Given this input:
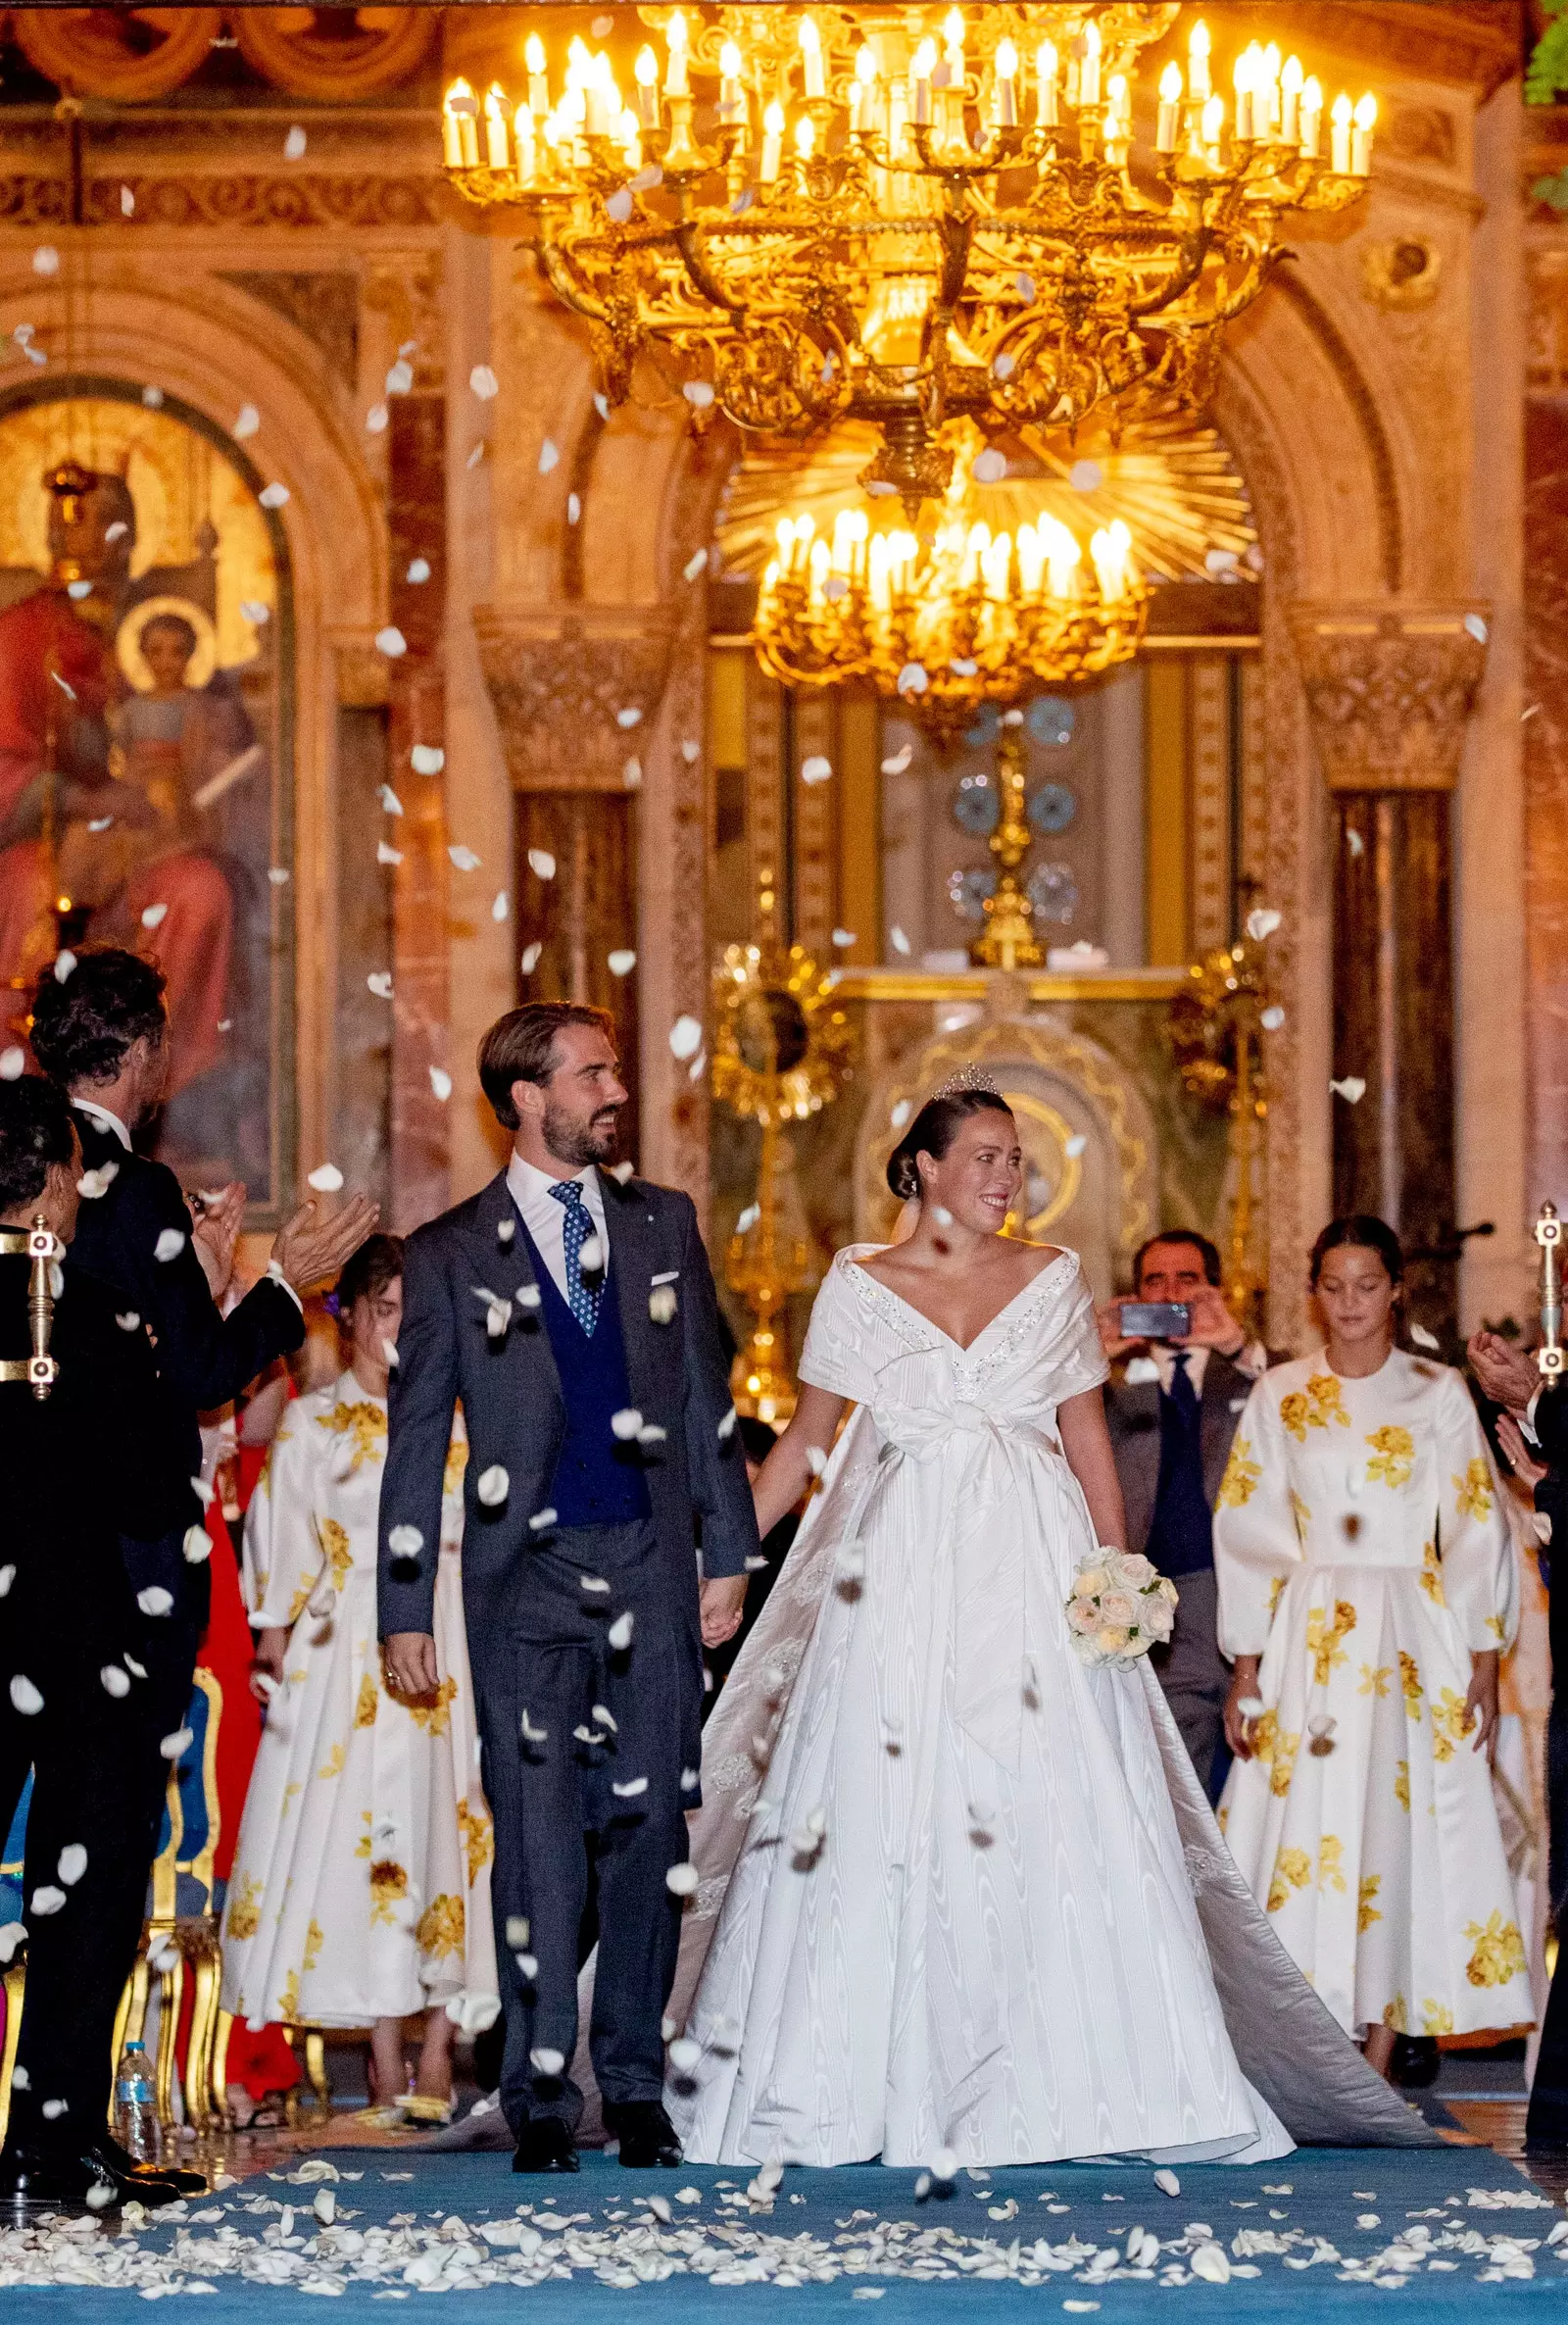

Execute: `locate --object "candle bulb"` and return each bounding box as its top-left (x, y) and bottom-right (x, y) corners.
top-left (1036, 39), bottom-right (1058, 126)
top-left (484, 83), bottom-right (510, 167)
top-left (1281, 55), bottom-right (1302, 147)
top-left (854, 44), bottom-right (879, 133)
top-left (760, 98), bottom-right (784, 182)
top-left (1200, 92), bottom-right (1223, 163)
top-left (1156, 61), bottom-right (1182, 154)
top-left (514, 102), bottom-right (535, 183)
top-left (1188, 19), bottom-right (1211, 103)
top-left (1299, 74), bottom-right (1322, 156)
top-left (1079, 17), bottom-right (1101, 110)
top-left (910, 36), bottom-right (935, 126)
top-left (1351, 91), bottom-right (1376, 176)
top-left (719, 37), bottom-right (744, 123)
top-left (944, 6), bottom-right (965, 85)
top-left (633, 46), bottom-right (660, 130)
top-left (994, 36), bottom-right (1017, 128)
top-left (664, 9), bottom-right (689, 98)
top-left (524, 34), bottom-right (549, 117)
top-left (1330, 91), bottom-right (1351, 174)
top-left (1259, 42), bottom-right (1281, 137)
top-left (799, 14), bottom-right (824, 102)
top-left (1104, 72), bottom-right (1130, 151)
top-left (1233, 50), bottom-right (1253, 146)
top-left (442, 83), bottom-right (466, 169)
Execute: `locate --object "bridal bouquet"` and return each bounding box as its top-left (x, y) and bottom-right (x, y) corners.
top-left (1064, 1550), bottom-right (1178, 1667)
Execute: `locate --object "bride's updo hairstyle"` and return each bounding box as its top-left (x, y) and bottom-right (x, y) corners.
top-left (886, 1086), bottom-right (1015, 1203)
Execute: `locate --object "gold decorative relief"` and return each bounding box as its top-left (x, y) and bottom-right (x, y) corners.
top-left (1360, 237), bottom-right (1444, 312)
top-left (234, 9), bottom-right (439, 101)
top-left (1290, 605), bottom-right (1489, 793)
top-left (473, 605), bottom-right (676, 793)
top-left (13, 10), bottom-right (221, 102)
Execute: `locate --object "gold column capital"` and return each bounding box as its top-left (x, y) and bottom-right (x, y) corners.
top-left (1289, 601), bottom-right (1490, 793)
top-left (471, 603), bottom-right (677, 793)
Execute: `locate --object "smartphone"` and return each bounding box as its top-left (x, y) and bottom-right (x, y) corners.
top-left (1119, 1302), bottom-right (1191, 1339)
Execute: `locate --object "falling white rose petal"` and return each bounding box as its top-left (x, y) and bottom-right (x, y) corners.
top-left (388, 1525), bottom-right (423, 1558)
top-left (154, 1228), bottom-right (185, 1263)
top-left (116, 1312), bottom-right (140, 1333)
top-left (138, 1587), bottom-right (173, 1618)
top-left (578, 1234), bottom-right (604, 1274)
top-left (378, 783), bottom-right (404, 815)
top-left (611, 1161), bottom-right (635, 1184)
top-left (375, 626), bottom-right (408, 659)
top-left (30, 1887), bottom-right (65, 1915)
top-left (611, 1409), bottom-right (644, 1441)
top-left (368, 970), bottom-right (394, 999)
top-left (386, 357), bottom-right (414, 397)
top-left (616, 706), bottom-right (643, 729)
top-left (284, 124), bottom-right (308, 159)
top-left (608, 949), bottom-right (636, 977)
top-left (101, 1664), bottom-right (130, 1698)
top-left (890, 925), bottom-right (912, 957)
top-left (32, 245), bottom-right (59, 276)
top-left (1330, 1076), bottom-right (1367, 1104)
top-left (411, 744), bottom-right (445, 776)
top-left (0, 1047), bottom-right (23, 1080)
top-left (429, 1066), bottom-right (453, 1103)
top-left (1246, 907), bottom-right (1283, 941)
top-left (407, 558), bottom-right (431, 584)
top-left (469, 364), bottom-right (499, 401)
top-left (527, 848), bottom-right (556, 880)
top-left (666, 1861), bottom-right (699, 1897)
top-left (57, 1844), bottom-right (87, 1886)
top-left (612, 1776), bottom-right (649, 1799)
top-left (259, 482), bottom-right (289, 509)
top-left (521, 941), bottom-right (542, 971)
top-left (1259, 1005), bottom-right (1287, 1031)
top-left (529, 1508), bottom-right (558, 1532)
top-left (1153, 2168), bottom-right (1180, 2197)
top-left (716, 1408), bottom-right (737, 1441)
top-left (804, 1445), bottom-right (827, 1478)
top-left (890, 1099), bottom-right (912, 1131)
top-left (365, 402), bottom-right (389, 434)
top-left (801, 755), bottom-right (832, 786)
top-left (307, 1162), bottom-right (344, 1193)
top-left (492, 891), bottom-right (510, 923)
top-left (240, 600), bottom-right (270, 627)
top-left (54, 949), bottom-right (76, 982)
top-left (160, 1727), bottom-right (194, 1761)
top-left (10, 1675), bottom-right (43, 1716)
top-left (1064, 1133), bottom-right (1089, 1159)
top-left (182, 1526), bottom-right (213, 1565)
top-left (476, 1464), bottom-right (509, 1508)
top-left (649, 1284), bottom-right (677, 1324)
top-left (683, 548), bottom-right (710, 582)
top-left (234, 403), bottom-right (260, 439)
top-left (608, 1611), bottom-right (634, 1651)
top-left (268, 866), bottom-right (290, 885)
top-left (138, 901), bottom-right (168, 930)
top-left (530, 2046), bottom-right (565, 2075)
top-left (669, 1014), bottom-right (704, 1061)
top-left (539, 438), bottom-right (561, 475)
top-left (448, 844), bottom-right (480, 871)
top-left (1410, 1322), bottom-right (1441, 1352)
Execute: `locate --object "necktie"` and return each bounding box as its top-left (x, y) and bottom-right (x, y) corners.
top-left (1168, 1348), bottom-right (1199, 1429)
top-left (548, 1179), bottom-right (602, 1335)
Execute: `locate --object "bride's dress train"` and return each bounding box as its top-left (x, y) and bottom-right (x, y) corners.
top-left (659, 1248), bottom-right (1433, 2168)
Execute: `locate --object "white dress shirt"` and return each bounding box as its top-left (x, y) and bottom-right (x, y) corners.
top-left (1146, 1339), bottom-right (1267, 1399)
top-left (75, 1097), bottom-right (131, 1151)
top-left (506, 1152), bottom-right (609, 1301)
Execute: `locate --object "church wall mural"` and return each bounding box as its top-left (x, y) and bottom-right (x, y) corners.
top-left (0, 378), bottom-right (292, 1212)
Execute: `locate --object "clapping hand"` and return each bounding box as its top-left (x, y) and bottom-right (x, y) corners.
top-left (1467, 1329), bottom-right (1541, 1417)
top-left (1496, 1412), bottom-right (1548, 1490)
top-left (270, 1191), bottom-right (379, 1294)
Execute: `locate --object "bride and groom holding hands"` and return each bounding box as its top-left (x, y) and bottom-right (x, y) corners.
top-left (379, 1002), bottom-right (1424, 2174)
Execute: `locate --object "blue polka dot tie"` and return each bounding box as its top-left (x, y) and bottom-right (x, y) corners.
top-left (549, 1179), bottom-right (602, 1335)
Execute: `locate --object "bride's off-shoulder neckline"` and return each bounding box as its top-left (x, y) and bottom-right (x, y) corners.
top-left (847, 1245), bottom-right (1075, 1357)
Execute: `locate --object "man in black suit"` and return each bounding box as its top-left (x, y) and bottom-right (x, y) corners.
top-left (27, 949), bottom-right (374, 1832)
top-left (1101, 1230), bottom-right (1273, 1799)
top-left (378, 1002), bottom-right (759, 2174)
top-left (0, 1075), bottom-right (198, 2211)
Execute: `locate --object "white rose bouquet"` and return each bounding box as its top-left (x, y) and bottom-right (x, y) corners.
top-left (1063, 1548), bottom-right (1178, 1667)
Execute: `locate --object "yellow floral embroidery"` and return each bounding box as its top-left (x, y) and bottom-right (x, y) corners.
top-left (416, 1894), bottom-right (466, 1960)
top-left (443, 1434), bottom-right (468, 1498)
top-left (1216, 1804), bottom-right (1229, 1835)
top-left (1358, 1875), bottom-right (1382, 1932)
top-left (369, 1858), bottom-right (409, 1925)
top-left (355, 1672), bottom-right (378, 1729)
top-left (1305, 1599), bottom-right (1357, 1685)
top-left (1249, 1709), bottom-right (1300, 1799)
top-left (1398, 1653), bottom-right (1423, 1711)
top-left (1453, 1459), bottom-right (1494, 1523)
top-left (1266, 1848), bottom-right (1312, 1912)
top-left (1421, 2001), bottom-right (1454, 2036)
top-left (355, 1809), bottom-right (373, 1859)
top-left (1382, 1995), bottom-right (1408, 2034)
top-left (457, 1799), bottom-right (494, 1884)
top-left (1431, 1687), bottom-right (1473, 1763)
top-left (1318, 1834), bottom-right (1347, 1894)
top-left (1358, 1661), bottom-right (1392, 1699)
top-left (1217, 1436), bottom-right (1260, 1508)
top-left (303, 1918), bottom-right (324, 1973)
top-left (1394, 1758), bottom-right (1410, 1810)
top-left (279, 1969), bottom-right (301, 2023)
top-left (1464, 1912), bottom-right (1526, 1989)
top-left (286, 1577), bottom-right (314, 1625)
top-left (282, 1780), bottom-right (303, 1815)
top-left (317, 1742), bottom-right (346, 1781)
top-left (1280, 1373), bottom-right (1349, 1441)
top-left (318, 1397), bottom-right (387, 1474)
top-left (1419, 1540), bottom-right (1445, 1607)
top-left (1267, 1575), bottom-right (1287, 1617)
top-left (1364, 1424), bottom-right (1414, 1489)
top-left (1486, 1613), bottom-right (1506, 1644)
top-left (1289, 1489), bottom-right (1312, 1540)
top-left (405, 1675), bottom-right (459, 1737)
top-left (316, 1515), bottom-right (353, 1590)
top-left (226, 1874), bottom-right (263, 1943)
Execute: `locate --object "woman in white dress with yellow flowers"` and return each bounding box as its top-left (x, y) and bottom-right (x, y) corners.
top-left (220, 1236), bottom-right (498, 2115)
top-left (1215, 1216), bottom-right (1531, 2076)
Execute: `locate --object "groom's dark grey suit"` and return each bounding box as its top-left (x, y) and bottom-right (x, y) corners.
top-left (377, 1163), bottom-right (759, 2136)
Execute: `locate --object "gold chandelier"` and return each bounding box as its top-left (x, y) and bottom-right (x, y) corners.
top-left (442, 5), bottom-right (1376, 511)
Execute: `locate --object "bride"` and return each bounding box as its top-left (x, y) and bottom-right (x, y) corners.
top-left (664, 1081), bottom-right (1429, 2169)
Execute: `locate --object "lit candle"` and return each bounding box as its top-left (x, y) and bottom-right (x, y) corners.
top-left (1200, 92), bottom-right (1223, 162)
top-left (1036, 39), bottom-right (1058, 126)
top-left (1104, 72), bottom-right (1130, 151)
top-left (910, 36), bottom-right (935, 126)
top-left (719, 37), bottom-right (744, 123)
top-left (1156, 61), bottom-right (1182, 153)
top-left (854, 43), bottom-right (879, 133)
top-left (799, 14), bottom-right (824, 101)
top-left (1188, 19), bottom-right (1211, 103)
top-left (484, 83), bottom-right (510, 167)
top-left (1233, 48), bottom-right (1253, 145)
top-left (795, 114), bottom-right (815, 165)
top-left (1079, 17), bottom-right (1100, 110)
top-left (525, 33), bottom-right (549, 117)
top-left (1091, 519), bottom-right (1132, 606)
top-left (1330, 91), bottom-right (1351, 174)
top-left (943, 7), bottom-right (965, 88)
top-left (514, 102), bottom-right (535, 183)
top-left (456, 82), bottom-right (479, 169)
top-left (1351, 92), bottom-right (1376, 176)
top-left (1259, 43), bottom-right (1281, 138)
top-left (1299, 74), bottom-right (1322, 156)
top-left (760, 99), bottom-right (785, 182)
top-left (442, 81), bottom-right (466, 170)
top-left (584, 58), bottom-right (612, 139)
top-left (994, 36), bottom-right (1017, 128)
top-left (1281, 55), bottom-right (1302, 147)
top-left (634, 46), bottom-right (660, 130)
top-left (664, 10), bottom-right (689, 98)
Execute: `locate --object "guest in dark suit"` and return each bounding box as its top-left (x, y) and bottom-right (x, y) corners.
top-left (378, 1002), bottom-right (759, 2174)
top-left (1101, 1230), bottom-right (1273, 1799)
top-left (26, 948), bottom-right (375, 1836)
top-left (0, 1075), bottom-right (198, 2212)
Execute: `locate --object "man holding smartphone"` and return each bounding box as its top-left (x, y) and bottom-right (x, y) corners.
top-left (1100, 1231), bottom-right (1273, 1798)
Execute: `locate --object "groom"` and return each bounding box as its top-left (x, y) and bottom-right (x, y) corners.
top-left (378, 1003), bottom-right (757, 2171)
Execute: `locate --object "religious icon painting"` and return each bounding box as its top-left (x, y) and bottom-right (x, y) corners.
top-left (0, 379), bottom-right (292, 1211)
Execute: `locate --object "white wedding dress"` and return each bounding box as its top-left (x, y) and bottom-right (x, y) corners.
top-left (662, 1246), bottom-right (1433, 2169)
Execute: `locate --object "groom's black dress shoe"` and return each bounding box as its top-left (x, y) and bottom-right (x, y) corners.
top-left (0, 2138), bottom-right (187, 2212)
top-left (101, 2133), bottom-right (207, 2197)
top-left (605, 2100), bottom-right (683, 2167)
top-left (513, 2118), bottom-right (580, 2173)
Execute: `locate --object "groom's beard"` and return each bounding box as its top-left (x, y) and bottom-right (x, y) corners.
top-left (542, 1098), bottom-right (622, 1168)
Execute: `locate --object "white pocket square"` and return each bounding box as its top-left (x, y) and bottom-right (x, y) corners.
top-left (651, 1269), bottom-right (679, 1286)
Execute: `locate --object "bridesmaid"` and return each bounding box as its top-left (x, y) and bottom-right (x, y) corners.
top-left (220, 1235), bottom-right (498, 2118)
top-left (1215, 1215), bottom-right (1530, 2077)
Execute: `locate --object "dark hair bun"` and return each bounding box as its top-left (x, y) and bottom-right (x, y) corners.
top-left (886, 1146), bottom-right (922, 1203)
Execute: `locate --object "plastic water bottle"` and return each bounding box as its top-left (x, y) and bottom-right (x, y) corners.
top-left (113, 2039), bottom-right (157, 2163)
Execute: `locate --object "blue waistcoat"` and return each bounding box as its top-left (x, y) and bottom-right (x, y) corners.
top-left (516, 1214), bottom-right (652, 1529)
